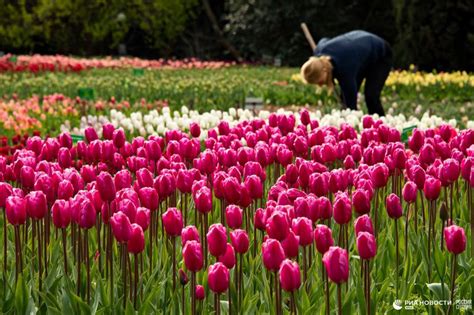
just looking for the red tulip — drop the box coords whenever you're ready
[225,205,243,229]
[439,158,460,185]
[354,214,374,235]
[356,232,377,259]
[291,217,313,246]
[223,177,241,205]
[262,238,285,272]
[20,165,35,190]
[322,246,349,283]
[279,259,301,292]
[230,229,249,254]
[218,243,236,269]
[25,190,47,220]
[136,168,154,188]
[52,199,71,228]
[444,225,466,254]
[57,179,74,200]
[85,127,99,143]
[207,223,227,257]
[244,175,263,200]
[402,181,417,204]
[409,164,426,190]
[183,240,203,272]
[386,193,403,219]
[127,224,145,254]
[114,170,132,191]
[254,208,266,231]
[102,123,115,140]
[208,262,230,293]
[110,211,132,243]
[162,208,184,237]
[5,196,27,225]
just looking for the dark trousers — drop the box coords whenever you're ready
[364,42,392,116]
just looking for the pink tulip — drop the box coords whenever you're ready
[444,225,466,254]
[281,229,299,258]
[266,211,290,241]
[52,199,71,228]
[225,205,243,229]
[402,181,418,203]
[218,243,236,269]
[5,196,27,226]
[322,246,349,283]
[110,211,132,243]
[230,229,249,254]
[279,259,301,292]
[314,225,334,254]
[25,190,47,220]
[291,217,313,246]
[208,262,230,294]
[423,176,442,201]
[354,214,374,235]
[127,224,145,254]
[386,193,403,219]
[162,208,184,237]
[262,238,285,272]
[207,223,227,257]
[183,240,203,272]
[356,232,377,259]
[352,189,371,215]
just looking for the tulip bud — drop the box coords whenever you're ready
[322,246,349,283]
[439,202,449,221]
[195,284,205,300]
[179,268,189,285]
[262,238,285,272]
[0,182,13,208]
[444,225,466,254]
[371,163,389,188]
[162,208,184,237]
[279,259,301,292]
[84,127,98,143]
[225,205,243,229]
[114,170,132,191]
[102,123,115,140]
[207,223,227,257]
[110,211,132,243]
[5,196,27,225]
[356,232,377,259]
[78,199,97,229]
[20,165,35,190]
[386,193,403,219]
[354,214,374,235]
[58,147,72,168]
[138,187,159,212]
[183,240,203,272]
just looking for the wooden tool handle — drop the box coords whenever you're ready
[300,23,317,51]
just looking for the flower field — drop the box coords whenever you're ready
[0,55,473,314]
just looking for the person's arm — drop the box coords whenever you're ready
[338,77,358,110]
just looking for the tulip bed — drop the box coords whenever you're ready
[0,110,473,314]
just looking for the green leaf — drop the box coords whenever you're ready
[426,283,450,300]
[15,274,28,315]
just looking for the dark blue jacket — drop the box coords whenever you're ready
[314,30,388,109]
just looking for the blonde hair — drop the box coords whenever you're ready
[300,56,334,92]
